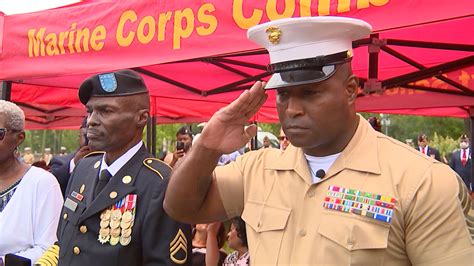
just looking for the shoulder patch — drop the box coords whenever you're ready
[143,158,172,180]
[84,151,105,158]
[456,175,474,243]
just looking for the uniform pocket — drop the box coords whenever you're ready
[241,200,291,265]
[318,213,390,265]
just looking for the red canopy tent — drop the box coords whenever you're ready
[0,0,473,130]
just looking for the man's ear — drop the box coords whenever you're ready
[137,109,149,128]
[345,74,359,105]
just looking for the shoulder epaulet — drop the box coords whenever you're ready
[84,151,105,158]
[143,158,172,180]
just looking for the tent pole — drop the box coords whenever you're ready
[470,107,474,192]
[363,34,382,94]
[151,116,157,157]
[251,121,258,150]
[0,81,12,101]
[146,117,152,154]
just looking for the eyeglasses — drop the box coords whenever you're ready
[0,128,8,141]
[0,128,20,141]
[278,136,289,141]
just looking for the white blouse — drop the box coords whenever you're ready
[0,166,63,263]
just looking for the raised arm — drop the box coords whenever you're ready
[164,82,267,224]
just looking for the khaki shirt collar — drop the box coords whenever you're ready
[266,114,381,184]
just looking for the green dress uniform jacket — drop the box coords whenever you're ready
[57,145,191,266]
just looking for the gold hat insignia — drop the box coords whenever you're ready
[266,26,282,44]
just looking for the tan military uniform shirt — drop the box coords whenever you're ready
[215,117,473,265]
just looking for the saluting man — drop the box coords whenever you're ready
[164,17,473,265]
[39,70,191,266]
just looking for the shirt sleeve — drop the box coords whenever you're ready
[16,171,63,262]
[404,162,473,265]
[214,155,246,219]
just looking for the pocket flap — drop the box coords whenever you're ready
[318,214,389,251]
[242,200,291,233]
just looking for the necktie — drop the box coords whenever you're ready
[461,149,467,166]
[94,169,112,198]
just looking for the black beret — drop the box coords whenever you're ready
[79,69,148,105]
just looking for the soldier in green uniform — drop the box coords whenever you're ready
[40,69,191,266]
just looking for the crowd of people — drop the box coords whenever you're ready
[0,16,472,266]
[368,117,472,190]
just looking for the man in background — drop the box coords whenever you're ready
[278,127,290,150]
[22,147,34,165]
[450,134,472,191]
[262,136,272,149]
[42,148,53,165]
[417,134,441,161]
[49,117,92,196]
[164,126,193,167]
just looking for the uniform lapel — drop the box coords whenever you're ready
[71,156,101,208]
[79,146,148,223]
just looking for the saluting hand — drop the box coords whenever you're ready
[197,81,267,154]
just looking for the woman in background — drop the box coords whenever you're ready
[207,217,249,266]
[0,100,63,262]
[223,217,249,265]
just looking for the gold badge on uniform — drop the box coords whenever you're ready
[97,194,137,246]
[266,26,282,44]
[170,229,188,264]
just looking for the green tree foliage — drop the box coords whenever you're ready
[361,113,467,143]
[431,133,459,163]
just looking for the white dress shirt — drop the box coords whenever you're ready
[0,166,63,263]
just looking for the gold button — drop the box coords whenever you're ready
[79,225,87,234]
[299,229,306,237]
[79,184,86,194]
[73,246,81,255]
[122,175,132,184]
[94,161,100,169]
[63,213,68,220]
[110,191,117,199]
[146,159,153,164]
[308,191,315,198]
